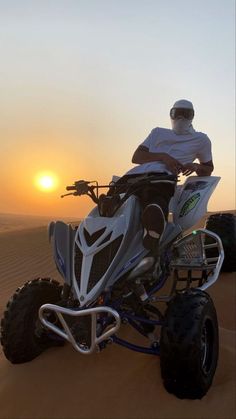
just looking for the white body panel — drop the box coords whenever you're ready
[171,176,220,230]
[73,195,146,306]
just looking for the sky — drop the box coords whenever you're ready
[0,0,235,218]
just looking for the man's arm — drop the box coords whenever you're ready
[182,160,214,176]
[132,145,184,175]
[197,161,214,176]
[132,145,166,164]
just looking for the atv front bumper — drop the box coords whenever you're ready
[39,304,121,354]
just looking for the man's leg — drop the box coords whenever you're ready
[142,202,167,254]
[139,183,176,255]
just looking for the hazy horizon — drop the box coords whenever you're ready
[1,207,235,220]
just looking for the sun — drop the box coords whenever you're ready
[35,172,59,192]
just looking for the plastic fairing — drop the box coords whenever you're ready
[172,176,220,231]
[48,221,76,284]
[73,195,146,307]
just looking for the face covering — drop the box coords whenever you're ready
[171,118,195,135]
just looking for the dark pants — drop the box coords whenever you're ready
[110,173,176,220]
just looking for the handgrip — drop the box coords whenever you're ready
[66,185,76,191]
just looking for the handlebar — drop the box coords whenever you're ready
[61,180,99,201]
[61,174,178,204]
[66,185,76,191]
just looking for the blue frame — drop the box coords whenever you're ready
[100,266,169,356]
[112,335,160,355]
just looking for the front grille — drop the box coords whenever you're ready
[99,232,112,246]
[74,243,83,288]
[83,227,106,246]
[87,235,123,293]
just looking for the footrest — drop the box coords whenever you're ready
[170,228,224,290]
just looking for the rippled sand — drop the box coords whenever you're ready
[0,213,235,419]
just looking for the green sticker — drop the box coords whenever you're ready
[180,193,201,217]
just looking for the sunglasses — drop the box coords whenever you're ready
[170,108,194,120]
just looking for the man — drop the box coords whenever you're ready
[124,99,214,254]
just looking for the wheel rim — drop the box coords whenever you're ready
[201,319,214,375]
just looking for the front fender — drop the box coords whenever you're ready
[48,221,76,285]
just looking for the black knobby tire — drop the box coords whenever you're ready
[1,278,63,364]
[160,290,219,399]
[205,212,236,272]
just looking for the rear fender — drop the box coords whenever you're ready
[172,176,220,231]
[48,221,76,285]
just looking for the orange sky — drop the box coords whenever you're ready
[0,2,235,218]
[1,122,234,218]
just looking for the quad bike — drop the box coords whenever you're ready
[1,174,225,399]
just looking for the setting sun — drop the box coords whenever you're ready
[35,172,59,192]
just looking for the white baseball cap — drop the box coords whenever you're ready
[172,99,194,110]
[170,99,195,120]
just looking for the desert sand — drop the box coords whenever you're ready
[0,213,235,419]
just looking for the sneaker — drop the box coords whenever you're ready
[142,204,166,255]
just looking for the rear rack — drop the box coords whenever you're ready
[170,228,224,291]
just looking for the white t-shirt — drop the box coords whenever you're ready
[126,127,213,176]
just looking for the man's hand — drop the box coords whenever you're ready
[132,147,183,175]
[182,163,198,176]
[161,154,184,175]
[182,162,214,176]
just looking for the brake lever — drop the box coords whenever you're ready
[61,192,76,198]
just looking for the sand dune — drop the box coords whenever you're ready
[0,214,235,419]
[0,213,79,234]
